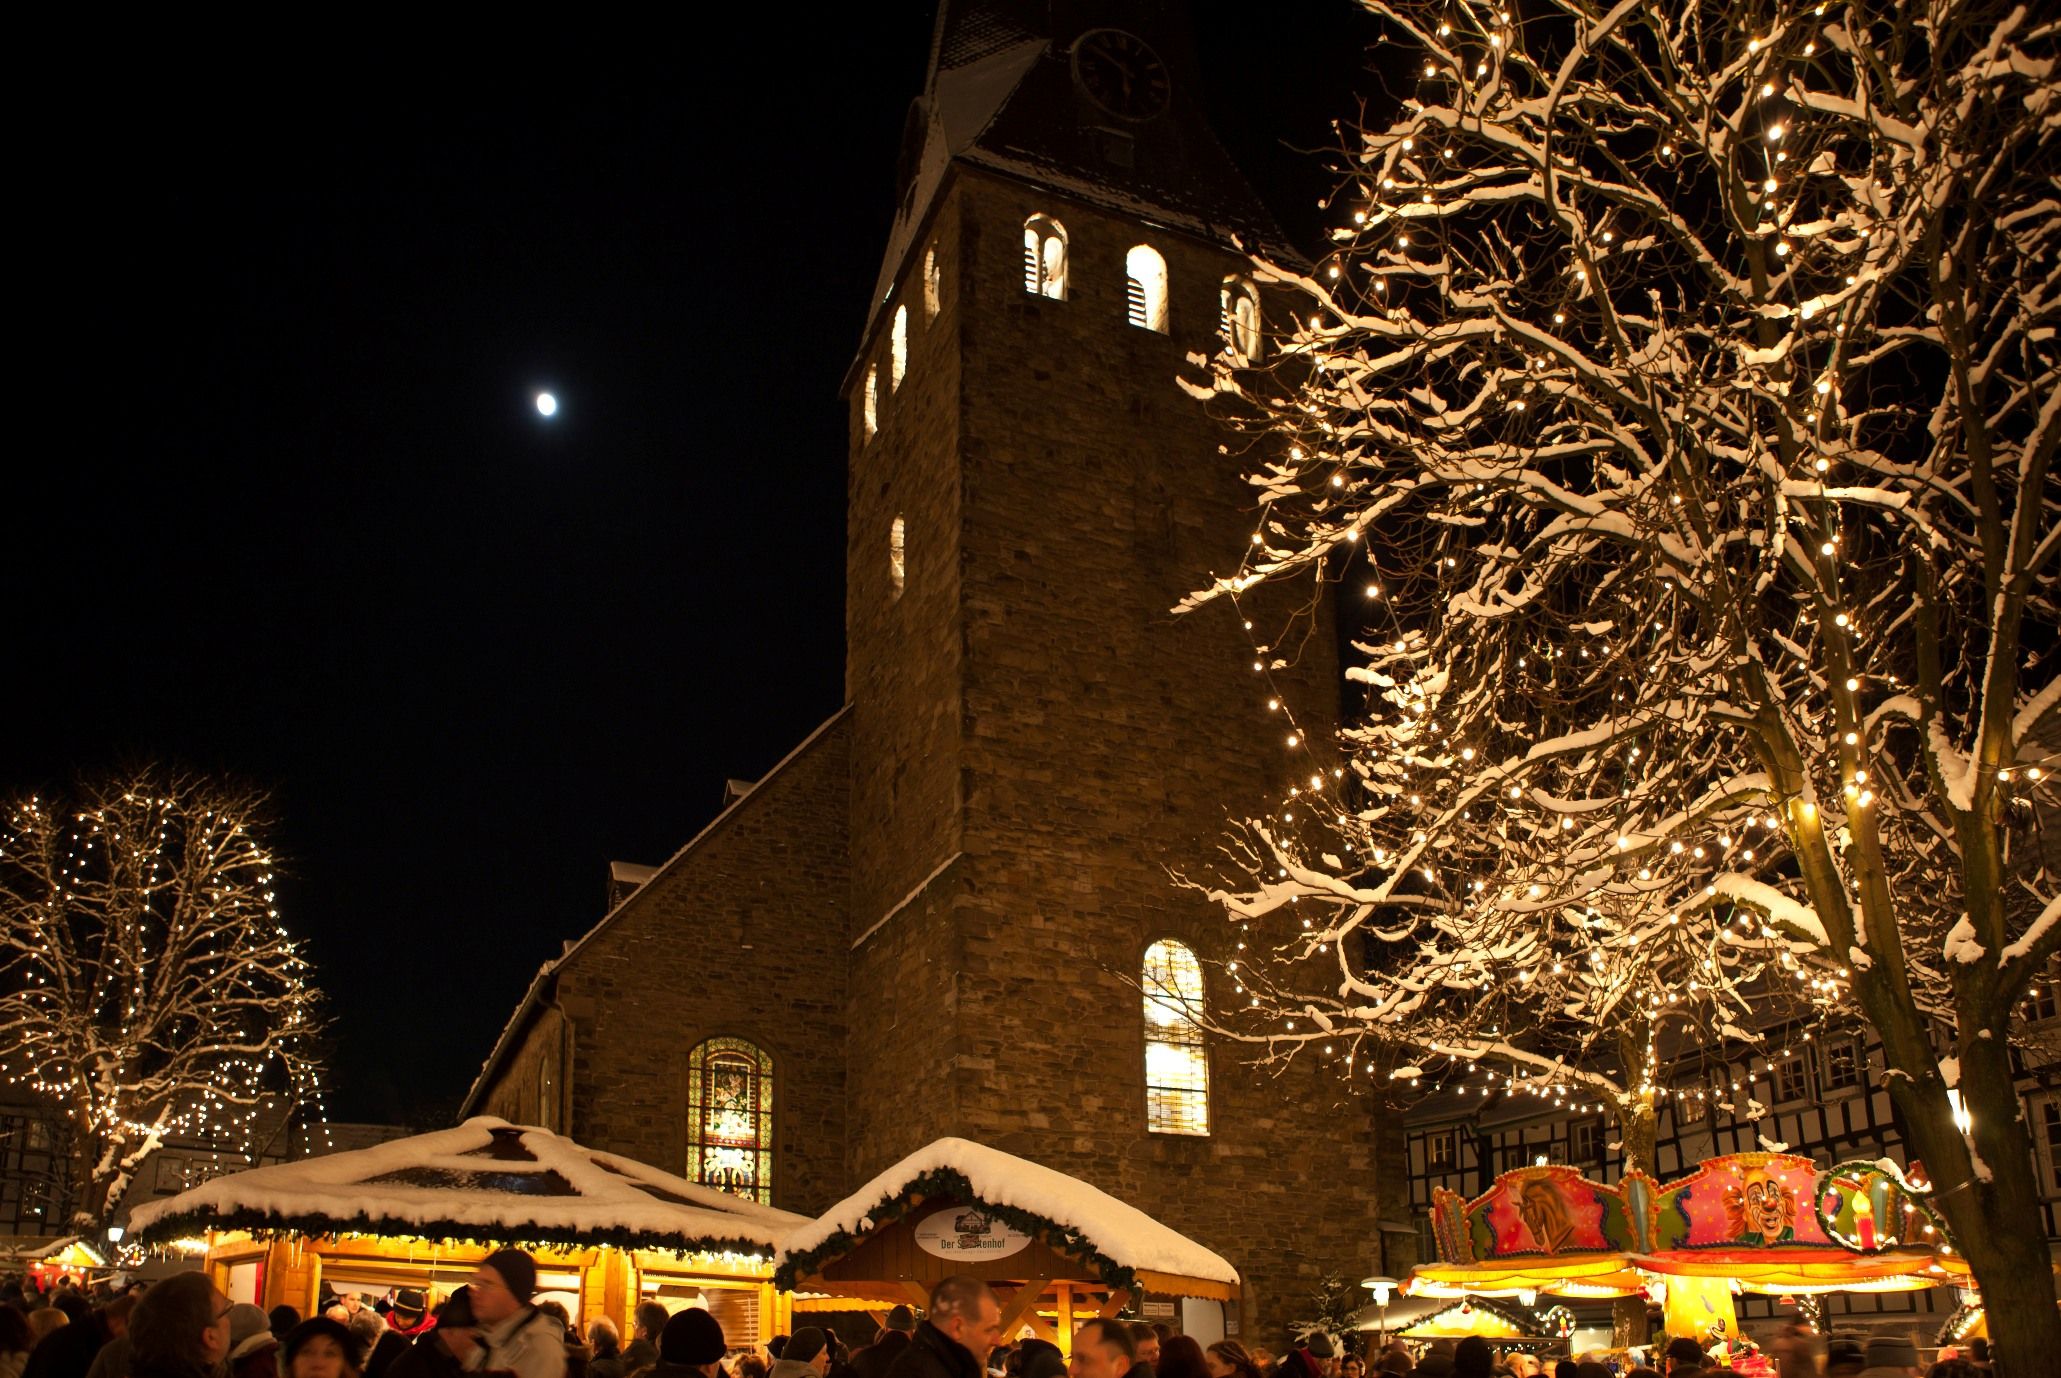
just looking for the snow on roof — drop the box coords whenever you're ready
[776,1137,1237,1287]
[128,1117,808,1256]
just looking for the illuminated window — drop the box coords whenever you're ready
[685,1037,773,1203]
[1142,939,1208,1135]
[863,365,878,440]
[891,305,909,391]
[923,246,941,320]
[1023,215,1068,299]
[1126,244,1168,332]
[1426,1130,1457,1171]
[1772,1051,1811,1104]
[890,515,906,598]
[1220,277,1261,359]
[1569,1119,1601,1164]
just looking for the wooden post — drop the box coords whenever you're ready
[996,1282,1052,1341]
[1056,1283,1074,1357]
[1096,1289,1129,1320]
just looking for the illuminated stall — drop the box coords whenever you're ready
[1415,1154,1956,1337]
[0,1236,111,1287]
[128,1117,808,1344]
[776,1138,1240,1354]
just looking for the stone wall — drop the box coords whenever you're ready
[842,169,1404,1343]
[477,714,854,1218]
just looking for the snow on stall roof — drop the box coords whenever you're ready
[777,1137,1237,1285]
[127,1117,807,1252]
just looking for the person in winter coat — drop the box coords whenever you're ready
[3,1305,37,1378]
[282,1319,364,1378]
[770,1328,832,1378]
[24,1295,133,1378]
[586,1321,623,1378]
[385,1288,481,1378]
[618,1305,668,1378]
[462,1251,564,1378]
[349,1311,408,1378]
[1449,1341,1492,1378]
[886,1279,1002,1378]
[1064,1321,1132,1378]
[849,1312,915,1378]
[647,1311,726,1378]
[227,1305,281,1378]
[127,1274,234,1378]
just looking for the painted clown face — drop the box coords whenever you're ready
[1724,1168,1796,1241]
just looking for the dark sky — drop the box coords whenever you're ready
[12,6,1386,1125]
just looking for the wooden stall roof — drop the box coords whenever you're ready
[775,1136,1239,1302]
[128,1117,808,1256]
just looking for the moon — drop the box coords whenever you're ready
[535,392,558,417]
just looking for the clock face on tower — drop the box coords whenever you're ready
[1071,29,1172,121]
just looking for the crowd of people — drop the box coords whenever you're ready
[4,1263,2002,1378]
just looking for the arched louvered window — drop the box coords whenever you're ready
[1126,244,1169,333]
[923,246,942,320]
[1023,215,1068,299]
[1221,277,1262,359]
[891,305,909,391]
[686,1037,773,1203]
[863,365,879,439]
[1143,939,1209,1135]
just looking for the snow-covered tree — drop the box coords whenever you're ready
[1180,0,2059,1361]
[0,772,327,1227]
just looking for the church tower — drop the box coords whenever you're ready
[842,2,1403,1339]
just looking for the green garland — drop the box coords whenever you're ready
[131,1204,775,1261]
[774,1168,1139,1295]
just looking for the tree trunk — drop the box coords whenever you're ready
[1611,1088,1657,1349]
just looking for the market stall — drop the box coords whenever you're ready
[0,1235,111,1288]
[127,1117,809,1342]
[774,1137,1239,1353]
[1397,1297,1552,1346]
[1416,1154,1957,1337]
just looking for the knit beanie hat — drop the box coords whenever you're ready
[228,1304,272,1349]
[885,1306,916,1333]
[786,1328,829,1365]
[661,1308,727,1365]
[481,1248,538,1301]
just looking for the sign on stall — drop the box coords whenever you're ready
[913,1207,1032,1261]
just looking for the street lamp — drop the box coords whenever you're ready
[1361,1276,1398,1344]
[105,1226,123,1244]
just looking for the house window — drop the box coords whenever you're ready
[891,305,909,391]
[2037,1095,2061,1193]
[1142,939,1209,1135]
[686,1037,774,1203]
[1426,1130,1457,1171]
[1570,1119,1602,1165]
[1822,1036,1861,1092]
[923,246,942,319]
[1773,1051,1812,1104]
[1023,215,1068,299]
[2029,973,2059,1023]
[1125,244,1169,332]
[1221,277,1262,358]
[863,365,879,439]
[890,516,906,598]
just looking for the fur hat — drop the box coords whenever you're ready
[661,1308,727,1366]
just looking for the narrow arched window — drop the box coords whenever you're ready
[1142,939,1209,1135]
[923,246,942,320]
[1023,215,1068,299]
[1221,277,1262,360]
[1126,244,1169,333]
[863,365,879,439]
[891,305,909,391]
[890,515,906,598]
[686,1036,773,1202]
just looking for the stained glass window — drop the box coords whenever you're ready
[1143,939,1209,1136]
[685,1037,773,1203]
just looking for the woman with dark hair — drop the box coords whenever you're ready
[1203,1343,1261,1378]
[1155,1337,1209,1378]
[129,1275,234,1378]
[282,1319,364,1378]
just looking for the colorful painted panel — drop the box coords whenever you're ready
[1655,1153,1832,1250]
[1814,1158,1946,1253]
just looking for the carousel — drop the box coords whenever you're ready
[127,1117,809,1342]
[775,1137,1240,1352]
[1410,1153,1959,1338]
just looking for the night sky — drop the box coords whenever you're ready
[13,6,1386,1126]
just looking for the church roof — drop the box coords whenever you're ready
[127,1116,809,1255]
[862,1,1294,357]
[774,1135,1239,1293]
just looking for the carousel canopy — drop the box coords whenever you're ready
[128,1117,808,1256]
[775,1136,1239,1297]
